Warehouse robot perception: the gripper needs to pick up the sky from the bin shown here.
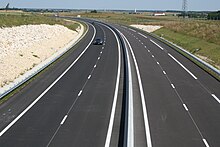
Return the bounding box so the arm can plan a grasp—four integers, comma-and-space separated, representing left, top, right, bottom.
0, 0, 219, 11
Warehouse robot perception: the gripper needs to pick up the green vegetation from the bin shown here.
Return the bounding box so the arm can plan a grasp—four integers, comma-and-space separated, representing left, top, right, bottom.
0, 12, 80, 31
65, 12, 220, 68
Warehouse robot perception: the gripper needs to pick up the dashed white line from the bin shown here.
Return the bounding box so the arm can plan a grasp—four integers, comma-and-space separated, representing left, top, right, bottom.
129, 28, 136, 32
171, 84, 175, 89
163, 71, 166, 75
183, 104, 189, 111
144, 46, 147, 48
141, 42, 144, 45
157, 62, 160, 65
94, 64, 97, 68
211, 94, 220, 103
148, 50, 150, 52
150, 39, 164, 50
168, 53, 198, 80
203, 139, 210, 147
88, 75, 91, 79
0, 24, 97, 137
98, 57, 100, 60
100, 51, 103, 54
78, 90, 82, 97
60, 115, 68, 125
138, 32, 148, 39
152, 55, 154, 58
102, 47, 104, 49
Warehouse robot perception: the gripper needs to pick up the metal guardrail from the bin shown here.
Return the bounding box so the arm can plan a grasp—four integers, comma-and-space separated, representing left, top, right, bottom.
0, 22, 88, 99
129, 26, 220, 79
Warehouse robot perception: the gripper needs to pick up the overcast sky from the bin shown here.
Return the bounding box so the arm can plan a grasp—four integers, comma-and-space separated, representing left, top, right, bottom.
0, 0, 219, 11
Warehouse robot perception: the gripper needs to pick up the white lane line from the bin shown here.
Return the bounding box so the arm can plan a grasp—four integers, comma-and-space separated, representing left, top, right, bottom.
94, 64, 97, 68
144, 46, 147, 48
0, 25, 96, 137
98, 57, 100, 60
121, 33, 152, 147
163, 71, 166, 75
152, 55, 154, 58
171, 84, 175, 89
121, 33, 134, 147
78, 90, 82, 97
168, 53, 198, 80
103, 43, 106, 45
102, 47, 104, 49
129, 28, 136, 32
211, 94, 220, 103
148, 50, 150, 52
102, 25, 121, 147
203, 139, 210, 147
100, 51, 102, 54
139, 40, 141, 42
88, 75, 91, 79
157, 62, 160, 65
183, 104, 189, 111
138, 32, 148, 39
150, 39, 164, 50
141, 42, 144, 45
60, 115, 68, 125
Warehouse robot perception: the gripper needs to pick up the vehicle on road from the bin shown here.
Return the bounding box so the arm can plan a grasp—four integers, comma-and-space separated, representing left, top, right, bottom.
93, 38, 103, 45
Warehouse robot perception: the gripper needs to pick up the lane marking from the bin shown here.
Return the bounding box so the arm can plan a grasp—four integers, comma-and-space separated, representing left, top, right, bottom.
168, 53, 198, 80
98, 57, 100, 60
171, 84, 175, 89
102, 47, 104, 49
94, 64, 97, 68
211, 94, 220, 103
157, 62, 160, 65
148, 50, 150, 52
78, 90, 82, 97
144, 46, 147, 48
152, 55, 154, 58
203, 139, 210, 147
100, 51, 103, 54
163, 71, 166, 75
141, 42, 144, 45
129, 28, 136, 32
138, 32, 148, 39
150, 39, 164, 50
102, 25, 121, 147
0, 24, 96, 137
121, 32, 152, 147
88, 75, 91, 79
60, 115, 68, 125
121, 33, 134, 147
183, 104, 189, 111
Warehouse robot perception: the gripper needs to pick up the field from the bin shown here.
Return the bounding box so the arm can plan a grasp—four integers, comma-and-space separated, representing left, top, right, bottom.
0, 12, 80, 31
64, 12, 220, 69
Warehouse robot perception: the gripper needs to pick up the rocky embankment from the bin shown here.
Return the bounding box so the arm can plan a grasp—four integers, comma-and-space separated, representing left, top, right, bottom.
0, 24, 83, 87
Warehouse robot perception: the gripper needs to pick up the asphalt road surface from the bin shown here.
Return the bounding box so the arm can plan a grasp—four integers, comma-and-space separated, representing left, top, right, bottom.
0, 19, 219, 147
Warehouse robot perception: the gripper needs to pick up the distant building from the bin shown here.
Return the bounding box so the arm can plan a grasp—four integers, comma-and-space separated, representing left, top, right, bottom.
153, 12, 166, 16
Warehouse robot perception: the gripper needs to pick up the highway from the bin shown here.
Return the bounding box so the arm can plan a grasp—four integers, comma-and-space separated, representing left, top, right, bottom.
0, 19, 219, 147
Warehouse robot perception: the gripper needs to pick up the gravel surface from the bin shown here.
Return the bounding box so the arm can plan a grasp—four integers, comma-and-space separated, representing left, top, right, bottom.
130, 24, 162, 32
0, 24, 82, 87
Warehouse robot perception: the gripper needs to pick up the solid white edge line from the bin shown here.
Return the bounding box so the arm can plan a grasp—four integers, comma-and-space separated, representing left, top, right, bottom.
101, 25, 121, 147
60, 115, 68, 125
121, 32, 153, 147
150, 39, 164, 50
0, 24, 97, 137
203, 139, 210, 147
211, 94, 220, 103
183, 104, 189, 111
171, 84, 175, 89
168, 53, 198, 80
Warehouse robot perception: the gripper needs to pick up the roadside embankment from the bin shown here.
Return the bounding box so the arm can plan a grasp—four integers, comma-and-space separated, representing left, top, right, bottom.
0, 23, 84, 88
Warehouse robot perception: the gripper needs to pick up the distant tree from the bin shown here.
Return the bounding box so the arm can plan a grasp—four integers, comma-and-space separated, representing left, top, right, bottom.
91, 10, 97, 13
